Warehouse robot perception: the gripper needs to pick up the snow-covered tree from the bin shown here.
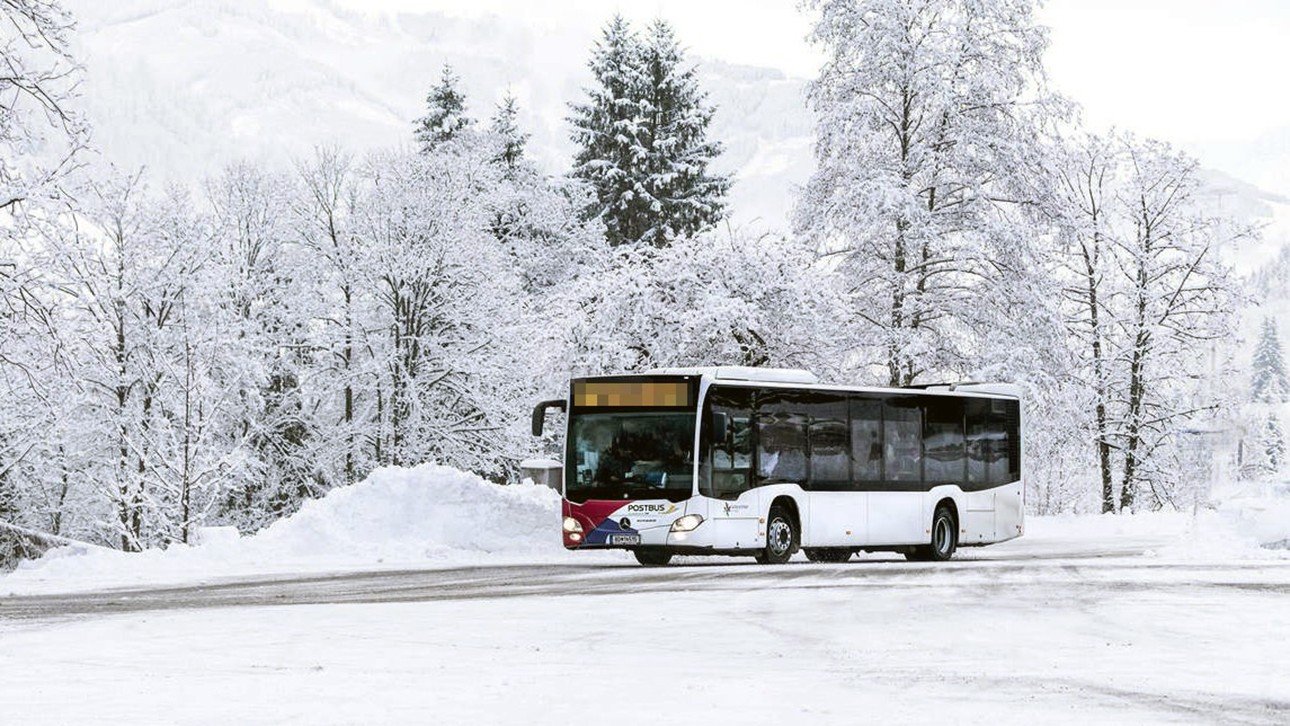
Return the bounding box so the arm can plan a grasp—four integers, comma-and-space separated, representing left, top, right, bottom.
634, 19, 729, 247
570, 17, 729, 247
796, 0, 1060, 386
564, 229, 840, 375
1111, 139, 1240, 511
1050, 132, 1122, 512
414, 64, 473, 153
1264, 413, 1285, 474
569, 15, 647, 246
354, 144, 519, 476
1251, 317, 1289, 404
489, 92, 529, 172
205, 163, 320, 531
290, 147, 370, 488
0, 0, 87, 217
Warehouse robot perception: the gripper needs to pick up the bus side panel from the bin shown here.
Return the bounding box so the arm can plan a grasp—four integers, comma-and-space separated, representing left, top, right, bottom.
994, 480, 1024, 542
805, 492, 867, 547
962, 489, 996, 546
689, 492, 762, 550
866, 492, 924, 546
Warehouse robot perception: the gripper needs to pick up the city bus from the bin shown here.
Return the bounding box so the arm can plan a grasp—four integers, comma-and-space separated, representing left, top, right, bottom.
531, 367, 1023, 566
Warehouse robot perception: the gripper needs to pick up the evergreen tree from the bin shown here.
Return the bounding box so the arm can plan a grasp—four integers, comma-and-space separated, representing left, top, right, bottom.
414, 64, 473, 152
636, 20, 729, 247
1265, 413, 1286, 473
1252, 317, 1289, 403
490, 92, 529, 171
569, 15, 648, 246
570, 16, 728, 247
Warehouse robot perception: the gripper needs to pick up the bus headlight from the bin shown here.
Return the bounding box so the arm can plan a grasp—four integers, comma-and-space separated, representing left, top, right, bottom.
563, 517, 583, 534
670, 514, 704, 533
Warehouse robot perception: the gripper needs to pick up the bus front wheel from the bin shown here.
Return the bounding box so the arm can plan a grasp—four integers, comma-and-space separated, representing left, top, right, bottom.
633, 549, 673, 567
756, 504, 798, 565
905, 504, 957, 562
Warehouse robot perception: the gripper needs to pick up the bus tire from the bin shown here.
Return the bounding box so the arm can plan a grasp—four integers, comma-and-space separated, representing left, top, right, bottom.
633, 549, 672, 567
905, 504, 957, 562
756, 504, 798, 565
804, 548, 852, 563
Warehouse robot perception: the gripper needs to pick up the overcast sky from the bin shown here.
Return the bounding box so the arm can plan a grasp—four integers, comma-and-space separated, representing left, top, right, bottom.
329, 0, 1290, 193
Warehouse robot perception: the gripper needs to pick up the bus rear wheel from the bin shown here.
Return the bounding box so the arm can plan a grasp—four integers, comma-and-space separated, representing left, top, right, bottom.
633, 549, 673, 567
804, 548, 852, 563
905, 504, 957, 562
755, 504, 798, 565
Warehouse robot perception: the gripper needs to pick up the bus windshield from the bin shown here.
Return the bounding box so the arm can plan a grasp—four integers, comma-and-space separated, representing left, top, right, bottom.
568, 412, 696, 502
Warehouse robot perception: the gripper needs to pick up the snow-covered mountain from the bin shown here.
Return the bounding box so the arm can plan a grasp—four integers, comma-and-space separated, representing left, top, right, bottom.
65, 0, 815, 227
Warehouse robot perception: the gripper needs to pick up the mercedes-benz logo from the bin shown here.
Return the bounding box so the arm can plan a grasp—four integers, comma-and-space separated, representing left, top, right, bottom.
619, 517, 631, 530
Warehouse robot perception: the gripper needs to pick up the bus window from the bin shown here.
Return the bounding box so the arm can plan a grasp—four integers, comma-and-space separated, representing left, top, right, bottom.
850, 397, 883, 483
924, 397, 966, 485
705, 386, 755, 499
966, 398, 990, 486
884, 398, 922, 483
988, 399, 1021, 483
805, 394, 850, 490
756, 390, 808, 486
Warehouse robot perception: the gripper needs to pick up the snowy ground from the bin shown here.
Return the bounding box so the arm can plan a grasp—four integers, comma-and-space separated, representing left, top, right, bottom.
2, 466, 1288, 724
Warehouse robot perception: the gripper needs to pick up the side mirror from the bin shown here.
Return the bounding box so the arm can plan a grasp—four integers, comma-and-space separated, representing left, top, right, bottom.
710, 411, 729, 445
532, 399, 567, 437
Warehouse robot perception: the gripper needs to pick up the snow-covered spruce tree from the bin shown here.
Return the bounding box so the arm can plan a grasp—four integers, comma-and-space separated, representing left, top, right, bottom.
796, 0, 1060, 387
569, 15, 648, 247
1251, 317, 1289, 404
414, 64, 473, 153
489, 92, 530, 173
1263, 413, 1285, 474
570, 17, 729, 247
634, 19, 729, 247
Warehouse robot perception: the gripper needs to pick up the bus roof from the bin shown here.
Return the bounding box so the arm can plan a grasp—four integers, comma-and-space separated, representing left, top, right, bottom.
643, 366, 1022, 399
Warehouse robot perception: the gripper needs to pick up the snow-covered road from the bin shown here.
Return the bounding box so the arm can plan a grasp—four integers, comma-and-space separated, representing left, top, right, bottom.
2, 533, 1288, 725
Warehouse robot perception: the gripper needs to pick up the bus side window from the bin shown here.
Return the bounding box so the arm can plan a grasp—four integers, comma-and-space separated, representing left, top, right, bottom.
849, 396, 883, 484
988, 399, 1021, 483
966, 399, 990, 486
884, 397, 922, 483
923, 396, 966, 485
756, 390, 808, 486
805, 393, 850, 490
706, 387, 755, 499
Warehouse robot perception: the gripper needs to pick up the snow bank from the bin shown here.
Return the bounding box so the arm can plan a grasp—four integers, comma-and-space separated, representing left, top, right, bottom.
2, 464, 610, 596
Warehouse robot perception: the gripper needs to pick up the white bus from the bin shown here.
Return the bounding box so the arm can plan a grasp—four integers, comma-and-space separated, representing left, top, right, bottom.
532, 367, 1023, 566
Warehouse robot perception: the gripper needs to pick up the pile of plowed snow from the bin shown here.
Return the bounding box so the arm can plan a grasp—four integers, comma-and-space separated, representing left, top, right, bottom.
252, 464, 564, 561
3, 464, 612, 595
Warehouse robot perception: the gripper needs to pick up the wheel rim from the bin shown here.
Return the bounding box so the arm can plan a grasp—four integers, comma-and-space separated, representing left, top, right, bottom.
934, 516, 952, 556
768, 518, 791, 556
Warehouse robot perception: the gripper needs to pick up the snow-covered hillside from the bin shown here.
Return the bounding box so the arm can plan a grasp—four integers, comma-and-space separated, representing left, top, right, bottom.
65, 0, 815, 226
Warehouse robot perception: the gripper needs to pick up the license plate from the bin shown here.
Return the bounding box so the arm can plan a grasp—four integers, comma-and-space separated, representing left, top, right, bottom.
609, 534, 641, 546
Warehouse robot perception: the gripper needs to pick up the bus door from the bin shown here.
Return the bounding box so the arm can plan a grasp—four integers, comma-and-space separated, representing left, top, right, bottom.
706, 388, 761, 549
